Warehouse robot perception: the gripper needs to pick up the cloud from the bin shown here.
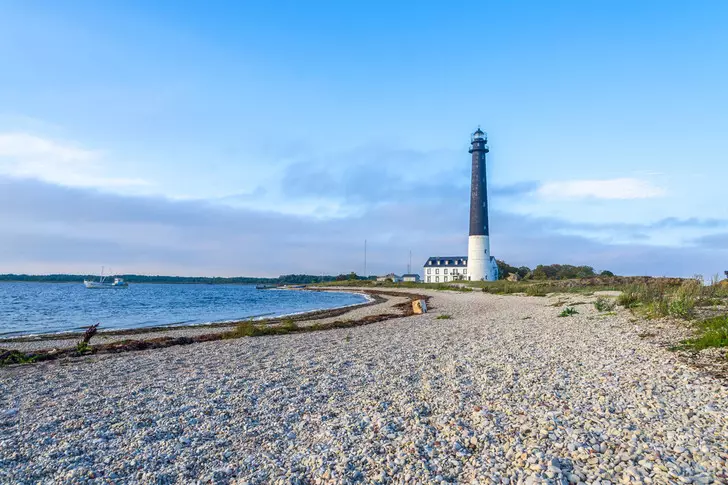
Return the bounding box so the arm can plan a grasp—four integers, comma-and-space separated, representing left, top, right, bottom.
0, 176, 725, 278
537, 178, 666, 200
490, 181, 540, 197
0, 132, 149, 189
693, 233, 728, 249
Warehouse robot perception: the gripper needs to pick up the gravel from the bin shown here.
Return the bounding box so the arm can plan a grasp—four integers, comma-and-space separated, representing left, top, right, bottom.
1, 289, 727, 484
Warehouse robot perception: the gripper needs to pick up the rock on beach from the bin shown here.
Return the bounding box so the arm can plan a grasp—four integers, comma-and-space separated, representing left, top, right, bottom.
1, 289, 727, 483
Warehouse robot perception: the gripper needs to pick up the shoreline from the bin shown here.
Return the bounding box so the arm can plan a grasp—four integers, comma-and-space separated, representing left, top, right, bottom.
0, 288, 427, 360
0, 287, 375, 343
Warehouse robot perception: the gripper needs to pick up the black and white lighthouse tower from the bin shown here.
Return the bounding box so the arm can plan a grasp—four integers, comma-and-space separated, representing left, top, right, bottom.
467, 127, 498, 281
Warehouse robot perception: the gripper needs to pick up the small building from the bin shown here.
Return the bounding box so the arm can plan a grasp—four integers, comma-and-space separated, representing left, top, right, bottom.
423, 257, 468, 283
401, 273, 420, 283
376, 273, 402, 283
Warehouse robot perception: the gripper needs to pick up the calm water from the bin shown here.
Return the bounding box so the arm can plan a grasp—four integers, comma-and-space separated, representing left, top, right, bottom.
0, 282, 367, 337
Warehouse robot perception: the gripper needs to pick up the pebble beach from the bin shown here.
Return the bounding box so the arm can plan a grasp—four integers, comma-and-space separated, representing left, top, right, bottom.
2, 289, 727, 484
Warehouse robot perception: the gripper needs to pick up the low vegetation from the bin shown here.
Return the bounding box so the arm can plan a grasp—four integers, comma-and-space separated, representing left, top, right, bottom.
477, 278, 625, 296
436, 314, 452, 320
558, 307, 579, 317
0, 349, 38, 365
594, 297, 616, 312
678, 315, 728, 352
615, 277, 727, 320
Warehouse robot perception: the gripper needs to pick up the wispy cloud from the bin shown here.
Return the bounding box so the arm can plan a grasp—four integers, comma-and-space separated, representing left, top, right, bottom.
0, 177, 725, 278
0, 132, 149, 189
537, 178, 666, 200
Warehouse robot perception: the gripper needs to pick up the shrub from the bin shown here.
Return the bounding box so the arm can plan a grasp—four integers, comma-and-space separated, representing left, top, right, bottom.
594, 297, 616, 312
646, 296, 670, 318
558, 307, 579, 317
436, 314, 452, 320
617, 284, 647, 308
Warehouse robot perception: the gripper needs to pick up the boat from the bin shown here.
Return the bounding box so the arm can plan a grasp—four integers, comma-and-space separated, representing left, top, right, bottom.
84, 267, 129, 289
255, 284, 279, 290
84, 277, 128, 289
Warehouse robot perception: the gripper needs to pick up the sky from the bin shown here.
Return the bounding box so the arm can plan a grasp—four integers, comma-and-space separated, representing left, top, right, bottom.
1, 1, 727, 278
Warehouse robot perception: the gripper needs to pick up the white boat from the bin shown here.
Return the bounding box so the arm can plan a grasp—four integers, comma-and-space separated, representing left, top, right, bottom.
84, 267, 129, 289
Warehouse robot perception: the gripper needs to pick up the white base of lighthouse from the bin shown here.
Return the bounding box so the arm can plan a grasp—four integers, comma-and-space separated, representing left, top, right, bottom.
467, 235, 498, 281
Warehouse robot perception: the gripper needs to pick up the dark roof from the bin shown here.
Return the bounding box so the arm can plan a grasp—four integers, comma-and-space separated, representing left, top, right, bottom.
473, 127, 484, 135
402, 273, 420, 278
424, 256, 468, 267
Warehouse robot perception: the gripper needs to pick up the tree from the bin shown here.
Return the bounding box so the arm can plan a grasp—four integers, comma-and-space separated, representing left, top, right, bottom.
600, 270, 615, 277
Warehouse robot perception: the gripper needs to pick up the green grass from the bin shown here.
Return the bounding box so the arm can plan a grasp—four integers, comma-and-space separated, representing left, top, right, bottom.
0, 350, 38, 366
76, 341, 92, 354
223, 320, 295, 338
678, 314, 728, 352
436, 314, 452, 320
558, 307, 579, 317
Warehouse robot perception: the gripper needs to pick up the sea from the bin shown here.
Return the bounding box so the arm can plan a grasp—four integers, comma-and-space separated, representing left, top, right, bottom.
0, 282, 368, 337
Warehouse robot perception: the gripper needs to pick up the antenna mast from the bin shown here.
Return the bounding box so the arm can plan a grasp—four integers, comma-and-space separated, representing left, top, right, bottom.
364, 239, 367, 278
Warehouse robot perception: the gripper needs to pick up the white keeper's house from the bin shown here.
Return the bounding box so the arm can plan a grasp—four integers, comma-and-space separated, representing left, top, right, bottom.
423, 257, 468, 283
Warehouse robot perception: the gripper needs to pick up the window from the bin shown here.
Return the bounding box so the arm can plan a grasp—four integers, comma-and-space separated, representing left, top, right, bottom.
435, 276, 440, 282
463, 269, 467, 274
437, 260, 441, 265
452, 269, 458, 274
444, 269, 448, 275
444, 276, 448, 282
427, 276, 431, 283
427, 268, 431, 275
435, 269, 439, 274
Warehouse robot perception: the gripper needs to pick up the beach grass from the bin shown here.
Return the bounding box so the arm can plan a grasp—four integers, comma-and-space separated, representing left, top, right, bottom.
676, 314, 728, 352
615, 278, 724, 320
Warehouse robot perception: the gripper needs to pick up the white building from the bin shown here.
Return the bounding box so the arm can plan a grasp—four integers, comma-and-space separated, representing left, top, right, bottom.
376, 273, 402, 282
402, 273, 420, 283
422, 257, 469, 283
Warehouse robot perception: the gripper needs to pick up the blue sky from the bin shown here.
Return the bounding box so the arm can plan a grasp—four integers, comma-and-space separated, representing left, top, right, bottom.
1, 1, 727, 277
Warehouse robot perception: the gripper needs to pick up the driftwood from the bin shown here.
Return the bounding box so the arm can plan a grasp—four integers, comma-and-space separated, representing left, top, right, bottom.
82, 323, 100, 344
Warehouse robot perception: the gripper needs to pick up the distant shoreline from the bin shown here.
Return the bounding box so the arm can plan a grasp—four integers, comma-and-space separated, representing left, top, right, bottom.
0, 280, 273, 285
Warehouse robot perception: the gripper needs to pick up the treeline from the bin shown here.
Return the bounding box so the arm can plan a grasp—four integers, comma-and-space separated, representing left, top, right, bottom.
333, 272, 375, 281
0, 274, 339, 285
496, 261, 614, 280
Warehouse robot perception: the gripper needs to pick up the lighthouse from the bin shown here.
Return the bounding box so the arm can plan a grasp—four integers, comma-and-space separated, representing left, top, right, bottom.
467, 127, 498, 281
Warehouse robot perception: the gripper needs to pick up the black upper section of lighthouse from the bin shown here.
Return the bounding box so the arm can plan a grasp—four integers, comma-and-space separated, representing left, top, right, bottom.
468, 127, 490, 236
